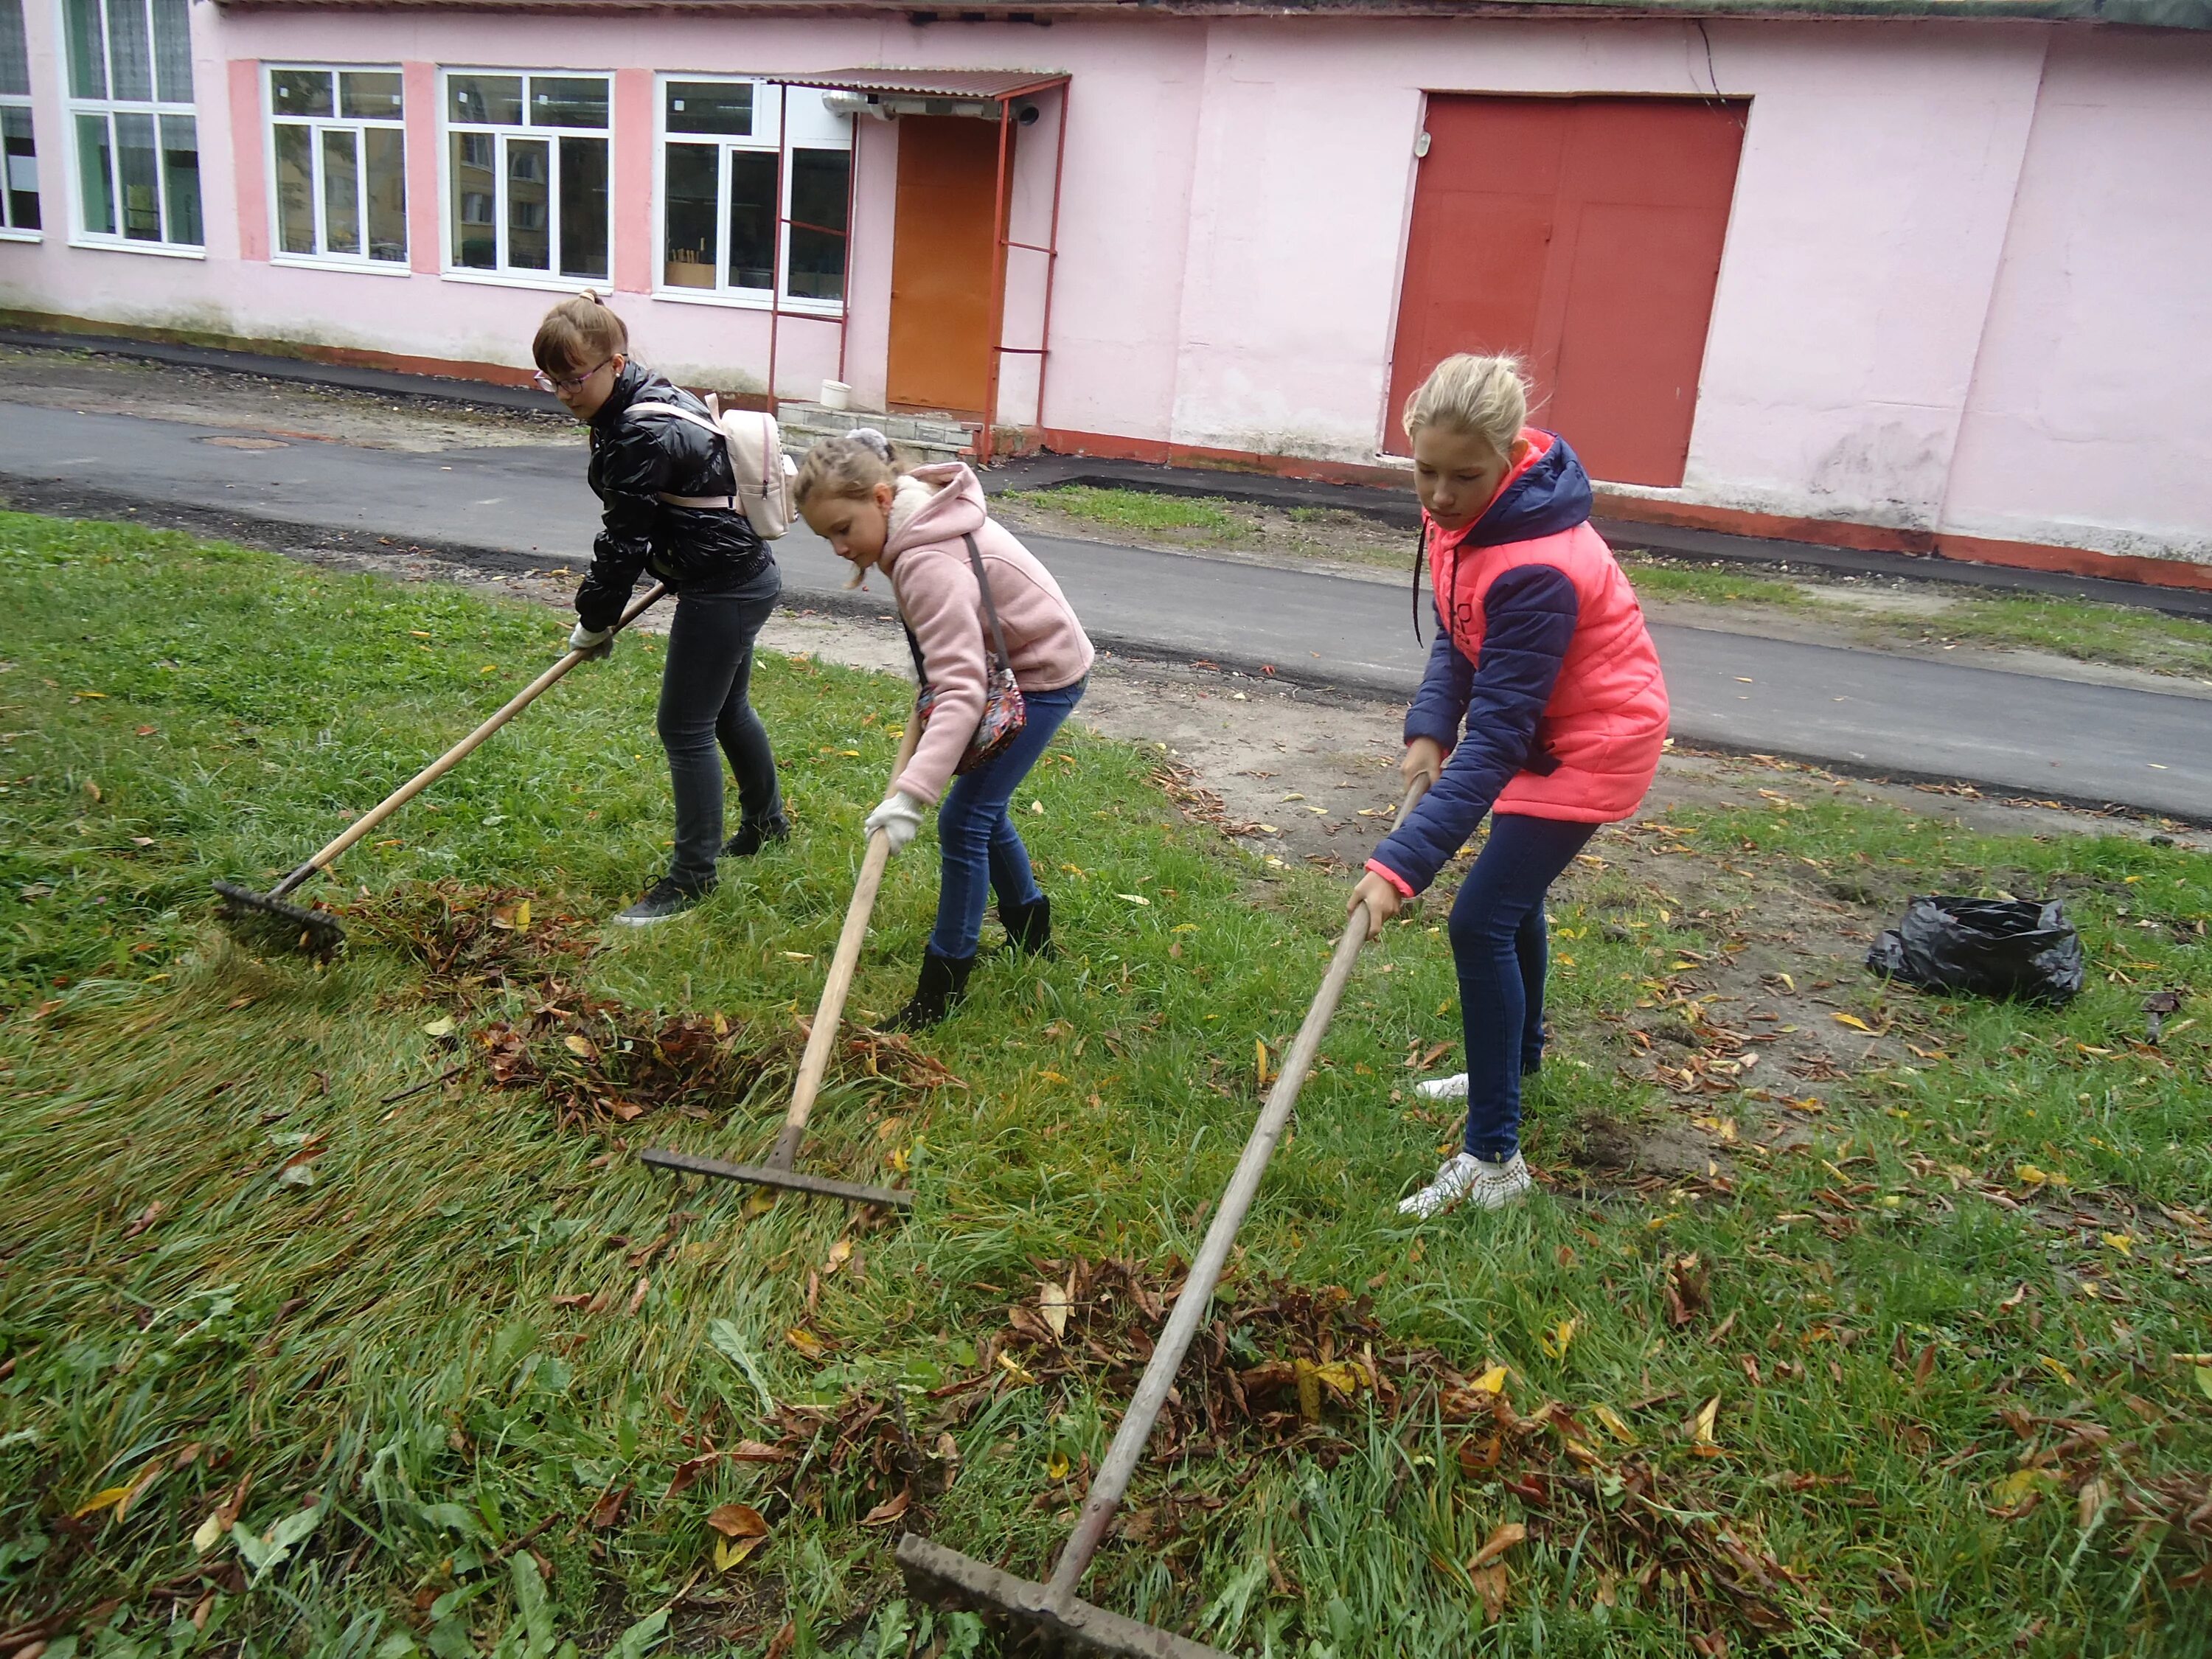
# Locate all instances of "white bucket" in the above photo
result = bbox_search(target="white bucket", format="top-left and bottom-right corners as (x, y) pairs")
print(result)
(819, 379), (852, 411)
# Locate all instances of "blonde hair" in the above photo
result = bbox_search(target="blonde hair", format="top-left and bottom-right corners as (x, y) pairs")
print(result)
(532, 291), (629, 376)
(1402, 353), (1529, 456)
(793, 433), (903, 510)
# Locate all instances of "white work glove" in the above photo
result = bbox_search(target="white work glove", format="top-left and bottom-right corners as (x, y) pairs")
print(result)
(863, 791), (928, 855)
(568, 622), (614, 661)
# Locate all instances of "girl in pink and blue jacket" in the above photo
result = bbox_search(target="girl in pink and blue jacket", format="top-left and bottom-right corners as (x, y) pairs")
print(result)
(1350, 355), (1669, 1220)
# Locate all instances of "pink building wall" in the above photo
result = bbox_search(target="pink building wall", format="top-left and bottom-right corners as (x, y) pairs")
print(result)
(1941, 34), (2212, 565)
(0, 7), (2206, 571)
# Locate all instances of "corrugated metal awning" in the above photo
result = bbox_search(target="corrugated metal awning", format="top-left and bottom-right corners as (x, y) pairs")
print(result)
(773, 67), (1069, 101)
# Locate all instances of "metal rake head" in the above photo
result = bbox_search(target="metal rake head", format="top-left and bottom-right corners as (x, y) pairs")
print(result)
(213, 880), (347, 961)
(895, 1535), (1227, 1659)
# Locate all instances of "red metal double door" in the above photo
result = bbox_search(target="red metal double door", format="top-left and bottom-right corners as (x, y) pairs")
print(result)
(1388, 95), (1747, 489)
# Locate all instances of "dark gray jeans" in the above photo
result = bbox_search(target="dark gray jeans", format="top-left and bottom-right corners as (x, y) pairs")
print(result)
(658, 563), (783, 891)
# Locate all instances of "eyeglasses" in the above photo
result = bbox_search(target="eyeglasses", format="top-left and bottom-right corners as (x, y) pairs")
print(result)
(533, 358), (613, 394)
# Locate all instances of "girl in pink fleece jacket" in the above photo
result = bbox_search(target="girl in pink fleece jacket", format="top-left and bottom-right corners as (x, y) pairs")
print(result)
(795, 435), (1093, 1028)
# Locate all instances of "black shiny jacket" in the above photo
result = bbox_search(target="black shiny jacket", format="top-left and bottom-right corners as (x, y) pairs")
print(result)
(574, 363), (772, 632)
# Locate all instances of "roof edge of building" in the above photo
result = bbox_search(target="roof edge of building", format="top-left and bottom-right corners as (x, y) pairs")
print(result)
(207, 0), (2212, 30)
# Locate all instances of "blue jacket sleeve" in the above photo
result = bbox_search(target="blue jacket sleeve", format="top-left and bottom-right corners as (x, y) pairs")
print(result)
(1369, 564), (1579, 893)
(1403, 603), (1475, 750)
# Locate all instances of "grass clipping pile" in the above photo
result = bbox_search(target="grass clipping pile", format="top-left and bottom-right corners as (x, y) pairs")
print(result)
(343, 883), (782, 1128)
(889, 1258), (1826, 1639)
(344, 882), (961, 1130)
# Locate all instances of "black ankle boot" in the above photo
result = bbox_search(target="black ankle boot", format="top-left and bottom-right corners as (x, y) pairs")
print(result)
(887, 948), (975, 1031)
(998, 894), (1054, 958)
(722, 815), (790, 859)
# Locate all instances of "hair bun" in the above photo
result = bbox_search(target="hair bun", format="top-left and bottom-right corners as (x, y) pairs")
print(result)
(845, 427), (894, 462)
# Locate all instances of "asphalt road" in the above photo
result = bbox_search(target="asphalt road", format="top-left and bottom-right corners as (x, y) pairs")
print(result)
(5, 403), (2207, 821)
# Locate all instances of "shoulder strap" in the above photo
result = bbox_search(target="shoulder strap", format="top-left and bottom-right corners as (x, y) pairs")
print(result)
(628, 401), (725, 439)
(964, 532), (1015, 677)
(632, 402), (739, 512)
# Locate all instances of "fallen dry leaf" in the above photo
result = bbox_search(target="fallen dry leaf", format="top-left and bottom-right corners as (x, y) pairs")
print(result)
(706, 1502), (769, 1540)
(714, 1533), (767, 1571)
(563, 1034), (599, 1060)
(786, 1327), (830, 1360)
(1468, 1521), (1526, 1571)
(1593, 1404), (1638, 1445)
(587, 1484), (630, 1530)
(122, 1201), (166, 1240)
(664, 1453), (720, 1500)
(860, 1490), (911, 1528)
(1039, 1280), (1071, 1340)
(823, 1238), (853, 1276)
(1470, 1560), (1509, 1621)
(1687, 1395), (1722, 1456)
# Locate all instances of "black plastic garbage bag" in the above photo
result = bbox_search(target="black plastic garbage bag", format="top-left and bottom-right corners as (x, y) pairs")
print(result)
(1866, 896), (2084, 1004)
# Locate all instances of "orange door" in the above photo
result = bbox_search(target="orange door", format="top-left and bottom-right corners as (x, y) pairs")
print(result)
(887, 116), (1009, 416)
(1386, 97), (1745, 487)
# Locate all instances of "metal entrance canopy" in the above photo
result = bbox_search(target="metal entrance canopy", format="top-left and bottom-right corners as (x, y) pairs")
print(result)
(767, 67), (1071, 462)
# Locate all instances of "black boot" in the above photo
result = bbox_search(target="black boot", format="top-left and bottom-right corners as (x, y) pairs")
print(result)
(886, 948), (975, 1032)
(721, 815), (790, 859)
(998, 893), (1054, 958)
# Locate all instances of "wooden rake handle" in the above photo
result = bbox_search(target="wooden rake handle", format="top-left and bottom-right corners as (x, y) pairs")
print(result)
(273, 584), (669, 897)
(767, 711), (925, 1171)
(1045, 772), (1433, 1604)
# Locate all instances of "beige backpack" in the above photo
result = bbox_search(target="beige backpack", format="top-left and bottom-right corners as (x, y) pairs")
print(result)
(633, 395), (799, 540)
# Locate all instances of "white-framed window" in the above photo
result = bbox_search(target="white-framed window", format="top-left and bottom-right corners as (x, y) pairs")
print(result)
(268, 65), (406, 265)
(1, 0), (39, 237)
(60, 0), (201, 250)
(656, 77), (852, 312)
(442, 69), (608, 283)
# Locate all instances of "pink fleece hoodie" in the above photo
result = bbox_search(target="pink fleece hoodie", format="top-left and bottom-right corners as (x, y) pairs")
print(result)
(883, 463), (1094, 804)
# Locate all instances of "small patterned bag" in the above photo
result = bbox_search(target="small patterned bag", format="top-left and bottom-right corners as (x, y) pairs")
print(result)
(906, 532), (1028, 776)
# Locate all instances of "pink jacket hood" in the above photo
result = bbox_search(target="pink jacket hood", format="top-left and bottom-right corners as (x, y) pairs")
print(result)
(881, 464), (1093, 804)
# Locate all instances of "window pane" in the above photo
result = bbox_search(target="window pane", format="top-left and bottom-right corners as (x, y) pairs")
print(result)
(448, 74), (521, 128)
(727, 148), (775, 291)
(105, 0), (151, 101)
(530, 77), (607, 131)
(273, 120), (314, 253)
(270, 69), (334, 120)
(1, 0), (31, 99)
(64, 0), (105, 99)
(449, 131), (495, 268)
(506, 136), (548, 269)
(364, 125), (405, 260)
(665, 81), (751, 137)
(2, 107), (36, 231)
(662, 142), (716, 288)
(150, 0), (189, 102)
(557, 133), (605, 279)
(341, 71), (403, 120)
(159, 112), (198, 243)
(74, 111), (113, 232)
(114, 108), (158, 239)
(269, 68), (333, 119)
(787, 147), (849, 302)
(321, 125), (358, 254)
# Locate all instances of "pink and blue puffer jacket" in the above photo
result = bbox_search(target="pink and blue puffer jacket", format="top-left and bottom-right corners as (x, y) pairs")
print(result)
(1367, 429), (1669, 896)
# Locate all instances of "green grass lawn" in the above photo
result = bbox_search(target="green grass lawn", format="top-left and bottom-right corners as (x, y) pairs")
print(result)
(3, 513), (2211, 1658)
(1000, 487), (1252, 543)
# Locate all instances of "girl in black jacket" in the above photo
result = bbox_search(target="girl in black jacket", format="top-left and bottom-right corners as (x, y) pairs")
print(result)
(533, 293), (786, 925)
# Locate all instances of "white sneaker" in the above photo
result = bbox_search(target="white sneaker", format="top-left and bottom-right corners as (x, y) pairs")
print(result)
(1416, 1072), (1469, 1101)
(1397, 1151), (1534, 1219)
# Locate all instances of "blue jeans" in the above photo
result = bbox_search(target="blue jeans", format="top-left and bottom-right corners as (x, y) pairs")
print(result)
(928, 679), (1086, 959)
(1448, 813), (1597, 1161)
